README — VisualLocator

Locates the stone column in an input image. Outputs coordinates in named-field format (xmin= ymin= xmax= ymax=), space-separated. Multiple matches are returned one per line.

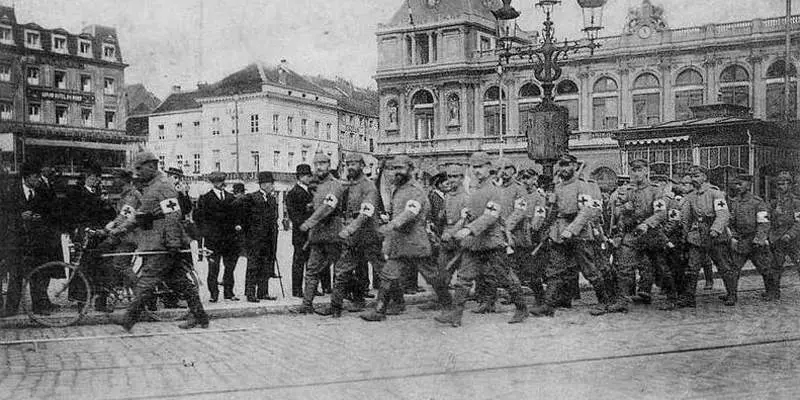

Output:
xmin=749 ymin=55 xmax=765 ymax=119
xmin=618 ymin=68 xmax=631 ymax=128
xmin=459 ymin=84 xmax=467 ymax=135
xmin=578 ymin=71 xmax=592 ymax=131
xmin=661 ymin=65 xmax=674 ymax=121
xmin=411 ymin=35 xmax=417 ymax=65
xmin=474 ymin=84 xmax=483 ymax=138
xmin=704 ymin=59 xmax=719 ymax=105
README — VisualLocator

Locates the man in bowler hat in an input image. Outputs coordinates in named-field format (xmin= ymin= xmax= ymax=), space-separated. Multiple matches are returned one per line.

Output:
xmin=234 ymin=171 xmax=279 ymax=302
xmin=285 ymin=164 xmax=315 ymax=297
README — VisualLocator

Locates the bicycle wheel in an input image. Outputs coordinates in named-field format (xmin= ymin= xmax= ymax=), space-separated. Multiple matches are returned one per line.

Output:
xmin=147 ymin=259 xmax=199 ymax=322
xmin=25 ymin=262 xmax=91 ymax=327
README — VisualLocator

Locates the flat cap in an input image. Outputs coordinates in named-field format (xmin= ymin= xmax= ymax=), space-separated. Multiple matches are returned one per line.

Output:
xmin=132 ymin=151 xmax=158 ymax=167
xmin=688 ymin=165 xmax=708 ymax=175
xmin=343 ymin=152 xmax=364 ymax=164
xmin=207 ymin=171 xmax=226 ymax=183
xmin=650 ymin=174 xmax=669 ymax=183
xmin=557 ymin=153 xmax=578 ymax=164
xmin=629 ymin=158 xmax=649 ymax=169
xmin=295 ymin=163 xmax=312 ymax=176
xmin=468 ymin=151 xmax=492 ymax=166
xmin=431 ymin=172 xmax=447 ymax=187
xmin=517 ymin=159 xmax=541 ymax=175
xmin=497 ymin=157 xmax=516 ymax=170
xmin=313 ymin=152 xmax=330 ymax=163
xmin=258 ymin=171 xmax=275 ymax=184
xmin=389 ymin=154 xmax=414 ymax=168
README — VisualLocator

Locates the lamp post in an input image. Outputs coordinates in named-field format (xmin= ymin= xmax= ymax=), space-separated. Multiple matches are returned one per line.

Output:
xmin=492 ymin=0 xmax=606 ymax=174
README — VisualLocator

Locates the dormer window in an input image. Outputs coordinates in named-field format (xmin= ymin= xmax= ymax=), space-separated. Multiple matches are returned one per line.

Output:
xmin=79 ymin=40 xmax=92 ymax=57
xmin=52 ymin=35 xmax=67 ymax=54
xmin=0 ymin=25 xmax=12 ymax=45
xmin=25 ymin=30 xmax=41 ymax=49
xmin=102 ymin=44 xmax=116 ymax=61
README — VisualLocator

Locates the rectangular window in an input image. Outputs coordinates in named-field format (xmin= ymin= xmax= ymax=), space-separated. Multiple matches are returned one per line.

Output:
xmin=103 ymin=78 xmax=115 ymax=95
xmin=251 ymin=151 xmax=260 ymax=171
xmin=157 ymin=124 xmax=165 ymax=140
xmin=158 ymin=156 xmax=165 ymax=171
xmin=326 ymin=123 xmax=332 ymax=139
xmin=273 ymin=151 xmax=280 ymax=167
xmin=193 ymin=121 xmax=200 ymax=135
xmin=212 ymin=150 xmax=221 ymax=171
xmin=55 ymin=105 xmax=68 ymax=125
xmin=79 ymin=40 xmax=92 ymax=57
xmin=250 ymin=114 xmax=259 ymax=133
xmin=0 ymin=103 xmax=12 ymax=120
xmin=287 ymin=152 xmax=294 ymax=169
xmin=81 ymin=108 xmax=92 ymax=127
xmin=479 ymin=36 xmax=492 ymax=52
xmin=52 ymin=35 xmax=67 ymax=54
xmin=176 ymin=122 xmax=183 ymax=138
xmin=28 ymin=104 xmax=41 ymax=122
xmin=287 ymin=116 xmax=294 ymax=135
xmin=675 ymin=90 xmax=704 ymax=120
xmin=766 ymin=83 xmax=797 ymax=121
xmin=54 ymin=70 xmax=67 ymax=90
xmin=25 ymin=31 xmax=41 ymax=49
xmin=193 ymin=154 xmax=201 ymax=174
xmin=0 ymin=26 xmax=12 ymax=44
xmin=301 ymin=119 xmax=307 ymax=136
xmin=592 ymin=97 xmax=618 ymax=130
xmin=555 ymin=99 xmax=579 ymax=132
xmin=105 ymin=111 xmax=115 ymax=129
xmin=80 ymin=75 xmax=92 ymax=92
xmin=27 ymin=67 xmax=39 ymax=86
xmin=102 ymin=45 xmax=116 ymax=61
xmin=272 ymin=114 xmax=279 ymax=133
xmin=0 ymin=64 xmax=10 ymax=82
xmin=720 ymin=86 xmax=750 ymax=108
xmin=314 ymin=121 xmax=320 ymax=137
xmin=301 ymin=150 xmax=308 ymax=162
xmin=176 ymin=154 xmax=184 ymax=170
xmin=633 ymin=93 xmax=661 ymax=126
xmin=211 ymin=117 xmax=220 ymax=135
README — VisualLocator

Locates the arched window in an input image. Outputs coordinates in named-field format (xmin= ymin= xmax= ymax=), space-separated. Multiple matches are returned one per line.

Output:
xmin=675 ymin=69 xmax=704 ymax=120
xmin=632 ymin=73 xmax=661 ymax=126
xmin=518 ymin=83 xmax=541 ymax=137
xmin=446 ymin=92 xmax=461 ymax=126
xmin=386 ymin=99 xmax=399 ymax=132
xmin=766 ymin=60 xmax=797 ymax=120
xmin=555 ymin=79 xmax=579 ymax=131
xmin=719 ymin=65 xmax=750 ymax=108
xmin=483 ymin=86 xmax=506 ymax=137
xmin=592 ymin=77 xmax=619 ymax=130
xmin=411 ymin=90 xmax=434 ymax=140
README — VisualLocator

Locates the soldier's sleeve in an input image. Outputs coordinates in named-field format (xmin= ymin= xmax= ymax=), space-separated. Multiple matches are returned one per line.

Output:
xmin=160 ymin=185 xmax=185 ymax=249
xmin=303 ymin=183 xmax=345 ymax=230
xmin=566 ymin=183 xmax=601 ymax=236
xmin=613 ymin=188 xmax=628 ymax=218
xmin=505 ymin=196 xmax=529 ymax=232
xmin=530 ymin=194 xmax=548 ymax=232
xmin=388 ymin=190 xmax=425 ymax=231
xmin=466 ymin=193 xmax=502 ymax=236
xmin=755 ymin=197 xmax=770 ymax=242
xmin=108 ymin=193 xmax=138 ymax=230
xmin=709 ymin=190 xmax=730 ymax=235
xmin=342 ymin=185 xmax=378 ymax=235
xmin=787 ymin=197 xmax=800 ymax=240
xmin=643 ymin=187 xmax=668 ymax=228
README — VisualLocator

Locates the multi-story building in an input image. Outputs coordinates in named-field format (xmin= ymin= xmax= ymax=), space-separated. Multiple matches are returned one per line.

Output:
xmin=374 ymin=0 xmax=800 ymax=189
xmin=0 ymin=6 xmax=141 ymax=174
xmin=309 ymin=76 xmax=380 ymax=158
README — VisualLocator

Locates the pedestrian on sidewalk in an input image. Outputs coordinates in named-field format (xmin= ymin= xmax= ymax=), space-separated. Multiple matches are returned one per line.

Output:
xmin=285 ymin=164 xmax=314 ymax=298
xmin=196 ymin=171 xmax=240 ymax=303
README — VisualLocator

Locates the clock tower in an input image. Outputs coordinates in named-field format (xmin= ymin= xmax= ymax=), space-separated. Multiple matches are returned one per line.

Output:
xmin=624 ymin=0 xmax=668 ymax=39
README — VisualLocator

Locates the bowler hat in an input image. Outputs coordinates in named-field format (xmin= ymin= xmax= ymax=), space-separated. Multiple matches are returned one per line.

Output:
xmin=296 ymin=164 xmax=312 ymax=177
xmin=431 ymin=172 xmax=447 ymax=187
xmin=207 ymin=171 xmax=226 ymax=183
xmin=165 ymin=167 xmax=184 ymax=177
xmin=232 ymin=182 xmax=245 ymax=194
xmin=132 ymin=151 xmax=158 ymax=167
xmin=258 ymin=171 xmax=275 ymax=184
xmin=313 ymin=152 xmax=330 ymax=163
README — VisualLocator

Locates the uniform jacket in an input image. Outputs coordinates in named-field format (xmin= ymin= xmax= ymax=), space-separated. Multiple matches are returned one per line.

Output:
xmin=303 ymin=173 xmax=347 ymax=244
xmin=548 ymin=176 xmax=603 ymax=243
xmin=441 ymin=185 xmax=470 ymax=250
xmin=729 ymin=191 xmax=770 ymax=254
xmin=428 ymin=189 xmax=446 ymax=236
xmin=506 ymin=188 xmax=546 ymax=249
xmin=195 ymin=188 xmax=238 ymax=248
xmin=285 ymin=183 xmax=314 ymax=246
xmin=663 ymin=192 xmax=685 ymax=242
xmin=340 ymin=174 xmax=381 ymax=245
xmin=497 ymin=180 xmax=527 ymax=220
xmin=107 ymin=186 xmax=142 ymax=245
xmin=769 ymin=192 xmax=800 ymax=243
xmin=66 ymin=184 xmax=115 ymax=231
xmin=463 ymin=177 xmax=507 ymax=251
xmin=131 ymin=171 xmax=188 ymax=251
xmin=383 ymin=179 xmax=431 ymax=259
xmin=681 ymin=182 xmax=730 ymax=247
xmin=233 ymin=190 xmax=278 ymax=260
xmin=615 ymin=181 xmax=667 ymax=231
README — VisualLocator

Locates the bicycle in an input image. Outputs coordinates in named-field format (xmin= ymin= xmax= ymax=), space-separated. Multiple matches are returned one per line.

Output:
xmin=22 ymin=229 xmax=207 ymax=327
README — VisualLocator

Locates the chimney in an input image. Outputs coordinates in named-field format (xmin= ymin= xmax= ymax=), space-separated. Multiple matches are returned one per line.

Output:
xmin=278 ymin=59 xmax=288 ymax=86
xmin=171 ymin=85 xmax=182 ymax=94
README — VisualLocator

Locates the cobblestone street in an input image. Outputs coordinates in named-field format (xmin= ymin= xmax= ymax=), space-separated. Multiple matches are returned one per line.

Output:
xmin=2 ymin=273 xmax=800 ymax=400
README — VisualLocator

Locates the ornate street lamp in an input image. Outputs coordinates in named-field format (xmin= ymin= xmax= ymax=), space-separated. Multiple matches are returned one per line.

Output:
xmin=492 ymin=0 xmax=606 ymax=170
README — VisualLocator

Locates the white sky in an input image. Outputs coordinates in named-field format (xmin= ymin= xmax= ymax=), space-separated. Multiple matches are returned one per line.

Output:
xmin=3 ymin=0 xmax=793 ymax=98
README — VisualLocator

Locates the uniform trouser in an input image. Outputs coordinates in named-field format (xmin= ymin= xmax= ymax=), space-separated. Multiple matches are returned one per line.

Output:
xmin=685 ymin=243 xmax=733 ymax=303
xmin=617 ymin=240 xmax=673 ymax=299
xmin=124 ymin=254 xmax=207 ymax=327
xmin=402 ymin=260 xmax=419 ymax=292
xmin=732 ymin=244 xmax=780 ymax=290
xmin=452 ymin=249 xmax=523 ymax=308
xmin=510 ymin=247 xmax=545 ymax=304
xmin=772 ymin=239 xmax=800 ymax=271
xmin=438 ymin=247 xmax=459 ymax=286
xmin=545 ymin=240 xmax=608 ymax=307
xmin=291 ymin=244 xmax=310 ymax=296
xmin=5 ymin=254 xmax=50 ymax=314
xmin=664 ymin=245 xmax=687 ymax=299
xmin=380 ymin=256 xmax=452 ymax=311
xmin=332 ymin=241 xmax=384 ymax=309
xmin=207 ymin=243 xmax=239 ymax=299
xmin=244 ymin=247 xmax=275 ymax=299
xmin=303 ymin=243 xmax=341 ymax=307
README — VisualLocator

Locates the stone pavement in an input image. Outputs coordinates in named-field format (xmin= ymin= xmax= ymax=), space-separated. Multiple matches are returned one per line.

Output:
xmin=1 ymin=273 xmax=800 ymax=399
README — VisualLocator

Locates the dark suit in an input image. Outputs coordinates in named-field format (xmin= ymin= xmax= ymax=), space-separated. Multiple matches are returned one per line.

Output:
xmin=234 ymin=190 xmax=278 ymax=299
xmin=285 ymin=183 xmax=314 ymax=296
xmin=1 ymin=181 xmax=61 ymax=314
xmin=196 ymin=188 xmax=239 ymax=299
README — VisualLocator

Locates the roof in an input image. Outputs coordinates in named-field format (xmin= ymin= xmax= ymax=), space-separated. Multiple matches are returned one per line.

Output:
xmin=385 ymin=0 xmax=501 ymax=28
xmin=152 ymin=91 xmax=203 ymax=114
xmin=307 ymin=76 xmax=379 ymax=116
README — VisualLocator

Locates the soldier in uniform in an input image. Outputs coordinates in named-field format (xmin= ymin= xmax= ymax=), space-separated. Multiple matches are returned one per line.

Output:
xmin=361 ymin=155 xmax=452 ymax=322
xmin=769 ymin=170 xmax=800 ymax=299
xmin=609 ymin=159 xmax=668 ymax=312
xmin=530 ymin=154 xmax=610 ymax=317
xmin=291 ymin=153 xmax=347 ymax=314
xmin=679 ymin=165 xmax=733 ymax=307
xmin=435 ymin=152 xmax=528 ymax=327
xmin=658 ymin=175 xmax=689 ymax=310
xmin=103 ymin=169 xmax=142 ymax=292
xmin=318 ymin=153 xmax=384 ymax=317
xmin=115 ymin=151 xmax=208 ymax=331
xmin=727 ymin=174 xmax=776 ymax=301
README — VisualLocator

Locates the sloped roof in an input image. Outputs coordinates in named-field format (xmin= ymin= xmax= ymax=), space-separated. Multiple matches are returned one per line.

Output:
xmin=307 ymin=76 xmax=378 ymax=116
xmin=152 ymin=91 xmax=203 ymax=114
xmin=385 ymin=0 xmax=500 ymax=28
xmin=125 ymin=83 xmax=161 ymax=116
xmin=262 ymin=65 xmax=328 ymax=97
xmin=201 ymin=64 xmax=263 ymax=97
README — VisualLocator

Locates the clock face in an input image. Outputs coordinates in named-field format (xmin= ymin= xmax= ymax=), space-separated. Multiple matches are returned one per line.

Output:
xmin=637 ymin=25 xmax=653 ymax=39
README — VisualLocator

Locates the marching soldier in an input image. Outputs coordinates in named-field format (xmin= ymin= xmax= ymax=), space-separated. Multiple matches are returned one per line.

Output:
xmin=727 ymin=174 xmax=776 ymax=302
xmin=291 ymin=152 xmax=347 ymax=314
xmin=769 ymin=170 xmax=800 ymax=299
xmin=103 ymin=169 xmax=142 ymax=293
xmin=115 ymin=151 xmax=208 ymax=331
xmin=610 ymin=159 xmax=668 ymax=311
xmin=679 ymin=165 xmax=733 ymax=307
xmin=361 ymin=155 xmax=452 ymax=322
xmin=658 ymin=175 xmax=689 ymax=310
xmin=529 ymin=154 xmax=610 ymax=317
xmin=318 ymin=153 xmax=384 ymax=317
xmin=435 ymin=151 xmax=527 ymax=327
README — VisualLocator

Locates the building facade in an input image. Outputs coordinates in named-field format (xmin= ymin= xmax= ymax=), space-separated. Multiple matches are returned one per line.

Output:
xmin=0 ymin=6 xmax=140 ymax=174
xmin=374 ymin=0 xmax=800 ymax=180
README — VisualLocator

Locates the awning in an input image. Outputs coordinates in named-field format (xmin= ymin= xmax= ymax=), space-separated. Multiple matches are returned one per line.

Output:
xmin=24 ymin=138 xmax=135 ymax=151
xmin=626 ymin=135 xmax=690 ymax=146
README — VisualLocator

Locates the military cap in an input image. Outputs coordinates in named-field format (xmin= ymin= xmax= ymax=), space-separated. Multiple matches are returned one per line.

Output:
xmin=313 ymin=152 xmax=330 ymax=163
xmin=207 ymin=171 xmax=226 ymax=183
xmin=165 ymin=167 xmax=184 ymax=177
xmin=258 ymin=171 xmax=275 ymax=184
xmin=20 ymin=160 xmax=42 ymax=177
xmin=389 ymin=154 xmax=414 ymax=168
xmin=517 ymin=159 xmax=541 ymax=174
xmin=431 ymin=172 xmax=447 ymax=187
xmin=650 ymin=174 xmax=669 ymax=183
xmin=497 ymin=157 xmax=516 ymax=171
xmin=232 ymin=182 xmax=246 ymax=194
xmin=343 ymin=152 xmax=364 ymax=164
xmin=557 ymin=153 xmax=578 ymax=165
xmin=468 ymin=151 xmax=492 ymax=167
xmin=295 ymin=163 xmax=312 ymax=177
xmin=776 ymin=171 xmax=793 ymax=183
xmin=688 ymin=165 xmax=708 ymax=175
xmin=679 ymin=174 xmax=693 ymax=184
xmin=735 ymin=174 xmax=753 ymax=182
xmin=132 ymin=151 xmax=158 ymax=167
xmin=629 ymin=158 xmax=649 ymax=169
xmin=445 ymin=163 xmax=464 ymax=176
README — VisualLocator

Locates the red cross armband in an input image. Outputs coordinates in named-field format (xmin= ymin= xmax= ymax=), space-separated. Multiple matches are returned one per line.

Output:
xmin=652 ymin=198 xmax=667 ymax=212
xmin=484 ymin=201 xmax=501 ymax=217
xmin=756 ymin=211 xmax=769 ymax=223
xmin=359 ymin=202 xmax=375 ymax=217
xmin=323 ymin=193 xmax=338 ymax=208
xmin=713 ymin=198 xmax=728 ymax=212
xmin=159 ymin=198 xmax=181 ymax=214
xmin=405 ymin=200 xmax=421 ymax=215
xmin=514 ymin=198 xmax=528 ymax=211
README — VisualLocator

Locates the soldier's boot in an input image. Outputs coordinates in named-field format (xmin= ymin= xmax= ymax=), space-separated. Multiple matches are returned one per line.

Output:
xmin=288 ymin=302 xmax=315 ymax=315
xmin=418 ymin=301 xmax=441 ymax=311
xmin=607 ymin=297 xmax=630 ymax=313
xmin=767 ymin=273 xmax=782 ymax=301
xmin=94 ymin=293 xmax=111 ymax=313
xmin=631 ymin=292 xmax=652 ymax=305
xmin=530 ymin=281 xmax=545 ymax=307
xmin=434 ymin=287 xmax=467 ymax=327
xmin=529 ymin=304 xmax=555 ymax=317
xmin=722 ymin=275 xmax=738 ymax=306
xmin=421 ymin=283 xmax=453 ymax=311
xmin=178 ymin=315 xmax=210 ymax=330
xmin=345 ymin=300 xmax=366 ymax=312
xmin=508 ymin=293 xmax=528 ymax=324
xmin=386 ymin=286 xmax=405 ymax=315
xmin=360 ymin=289 xmax=388 ymax=322
xmin=471 ymin=301 xmax=496 ymax=314
xmin=587 ymin=283 xmax=609 ymax=316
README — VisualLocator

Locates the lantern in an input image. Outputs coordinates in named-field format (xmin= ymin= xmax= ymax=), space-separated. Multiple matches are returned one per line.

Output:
xmin=535 ymin=0 xmax=561 ymax=15
xmin=577 ymin=0 xmax=607 ymax=41
xmin=492 ymin=0 xmax=520 ymax=50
